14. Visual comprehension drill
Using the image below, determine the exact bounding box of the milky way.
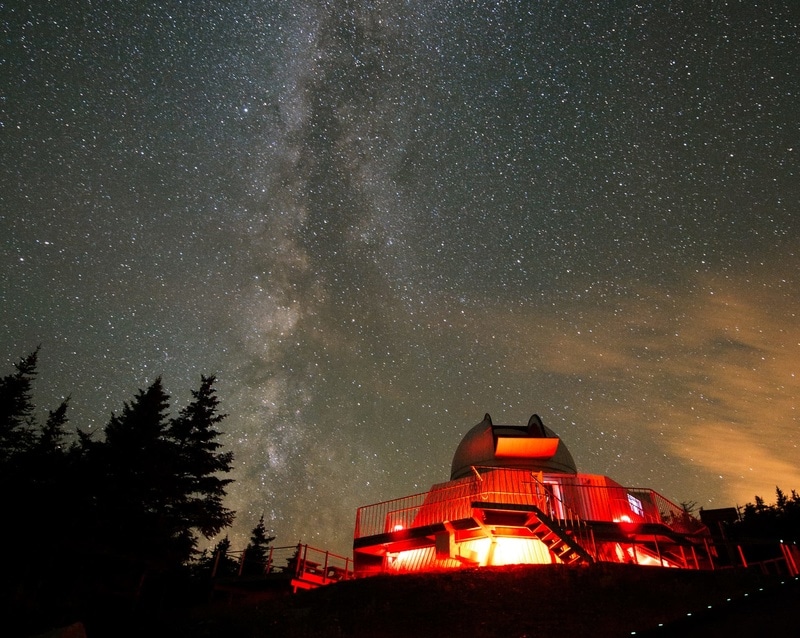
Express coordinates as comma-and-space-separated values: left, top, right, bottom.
3, 2, 799, 555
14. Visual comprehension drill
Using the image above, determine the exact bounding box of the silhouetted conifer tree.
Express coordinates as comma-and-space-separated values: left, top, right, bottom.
88, 375, 237, 588
242, 515, 275, 575
89, 376, 190, 592
0, 348, 39, 462
194, 536, 239, 578
36, 399, 70, 455
732, 486, 800, 544
167, 375, 235, 557
0, 351, 68, 532
0, 350, 78, 630
0, 352, 239, 632
24, 399, 72, 533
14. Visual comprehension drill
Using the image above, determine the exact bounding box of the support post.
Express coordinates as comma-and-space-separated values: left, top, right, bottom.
691, 545, 700, 570
781, 542, 799, 577
265, 545, 274, 575
703, 537, 715, 570
653, 535, 663, 567
737, 544, 748, 569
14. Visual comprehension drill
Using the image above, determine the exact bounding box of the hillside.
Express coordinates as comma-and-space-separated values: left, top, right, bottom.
156, 563, 798, 637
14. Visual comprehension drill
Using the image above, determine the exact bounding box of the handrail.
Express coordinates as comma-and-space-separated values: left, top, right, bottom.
526, 471, 596, 560
213, 542, 354, 583
354, 467, 706, 541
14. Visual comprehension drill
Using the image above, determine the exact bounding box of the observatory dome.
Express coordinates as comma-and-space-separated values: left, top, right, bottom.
450, 413, 578, 480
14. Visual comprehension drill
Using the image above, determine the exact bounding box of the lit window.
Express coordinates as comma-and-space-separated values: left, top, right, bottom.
627, 494, 644, 517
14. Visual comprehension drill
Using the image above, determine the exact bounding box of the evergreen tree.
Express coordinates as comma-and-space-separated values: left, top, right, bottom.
167, 375, 235, 558
731, 486, 800, 546
0, 350, 39, 606
194, 536, 238, 578
0, 352, 240, 630
24, 399, 72, 530
0, 351, 79, 630
0, 352, 71, 552
89, 375, 236, 573
93, 378, 181, 570
0, 348, 39, 462
242, 515, 275, 575
36, 399, 70, 455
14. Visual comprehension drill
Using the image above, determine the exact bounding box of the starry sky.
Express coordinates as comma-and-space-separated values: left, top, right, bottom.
3, 1, 799, 557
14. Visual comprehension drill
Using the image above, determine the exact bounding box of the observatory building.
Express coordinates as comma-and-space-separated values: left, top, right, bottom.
353, 414, 714, 575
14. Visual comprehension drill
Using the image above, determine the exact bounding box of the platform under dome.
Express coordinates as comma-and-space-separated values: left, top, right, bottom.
355, 412, 720, 577
450, 413, 577, 479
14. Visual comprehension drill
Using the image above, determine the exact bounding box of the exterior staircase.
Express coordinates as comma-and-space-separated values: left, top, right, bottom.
526, 505, 594, 565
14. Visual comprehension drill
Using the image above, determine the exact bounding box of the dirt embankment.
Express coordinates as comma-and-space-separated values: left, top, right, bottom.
160, 563, 798, 637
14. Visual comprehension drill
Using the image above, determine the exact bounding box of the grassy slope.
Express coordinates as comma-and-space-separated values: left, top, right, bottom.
157, 563, 797, 637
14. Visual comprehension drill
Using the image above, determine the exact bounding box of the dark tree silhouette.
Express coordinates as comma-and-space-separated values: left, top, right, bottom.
0, 348, 39, 462
732, 486, 800, 545
0, 350, 80, 631
241, 515, 276, 576
36, 399, 70, 454
0, 352, 240, 634
24, 399, 72, 529
88, 376, 238, 575
194, 536, 239, 578
168, 374, 235, 556
92, 378, 180, 569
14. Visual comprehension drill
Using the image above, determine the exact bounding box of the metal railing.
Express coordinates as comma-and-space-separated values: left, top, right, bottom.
354, 478, 477, 538
525, 471, 597, 561
289, 543, 354, 586
354, 467, 704, 541
212, 542, 353, 584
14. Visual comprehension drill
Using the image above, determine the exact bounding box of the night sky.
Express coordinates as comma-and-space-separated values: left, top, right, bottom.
3, 2, 799, 557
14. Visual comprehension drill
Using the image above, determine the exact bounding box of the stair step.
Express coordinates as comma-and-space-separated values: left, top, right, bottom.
526, 515, 594, 566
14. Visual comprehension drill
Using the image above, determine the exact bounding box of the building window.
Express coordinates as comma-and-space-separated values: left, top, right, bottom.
627, 493, 644, 517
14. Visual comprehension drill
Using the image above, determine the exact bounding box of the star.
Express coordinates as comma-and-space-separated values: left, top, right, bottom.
2, 1, 798, 557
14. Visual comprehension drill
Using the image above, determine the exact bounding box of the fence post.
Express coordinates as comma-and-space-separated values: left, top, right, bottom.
737, 545, 748, 568
780, 542, 798, 576
703, 537, 715, 570
265, 545, 274, 575
301, 543, 309, 578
